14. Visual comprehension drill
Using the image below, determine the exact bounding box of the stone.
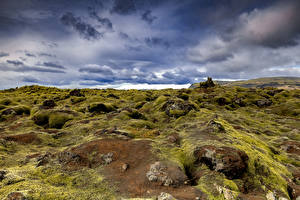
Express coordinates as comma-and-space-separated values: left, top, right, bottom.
266, 191, 276, 200
58, 151, 81, 165
157, 192, 176, 200
6, 192, 27, 200
42, 100, 56, 109
161, 100, 196, 118
215, 184, 235, 200
69, 89, 84, 97
288, 182, 300, 200
194, 145, 248, 179
121, 163, 129, 172
207, 120, 225, 132
146, 161, 187, 187
101, 152, 113, 165
0, 170, 6, 181
255, 99, 272, 107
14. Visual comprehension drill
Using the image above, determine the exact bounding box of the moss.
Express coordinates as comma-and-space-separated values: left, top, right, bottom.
48, 113, 72, 129
128, 119, 154, 129
13, 105, 31, 115
0, 105, 6, 110
0, 98, 12, 105
32, 111, 49, 126
87, 103, 116, 113
70, 97, 86, 104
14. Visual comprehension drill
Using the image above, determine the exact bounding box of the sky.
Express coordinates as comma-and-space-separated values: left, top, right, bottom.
0, 0, 300, 89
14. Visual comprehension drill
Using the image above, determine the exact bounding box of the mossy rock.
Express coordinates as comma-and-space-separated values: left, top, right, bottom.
87, 103, 116, 113
0, 99, 12, 106
32, 111, 50, 126
32, 111, 73, 128
48, 113, 72, 129
1, 106, 30, 116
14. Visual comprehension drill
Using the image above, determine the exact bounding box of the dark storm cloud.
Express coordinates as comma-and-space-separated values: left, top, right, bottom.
0, 0, 299, 89
0, 52, 9, 57
88, 7, 113, 30
60, 12, 102, 40
7, 60, 23, 66
111, 0, 136, 15
141, 10, 157, 24
42, 62, 65, 69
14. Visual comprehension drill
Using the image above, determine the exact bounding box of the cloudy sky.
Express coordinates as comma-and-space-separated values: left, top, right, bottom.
0, 0, 300, 89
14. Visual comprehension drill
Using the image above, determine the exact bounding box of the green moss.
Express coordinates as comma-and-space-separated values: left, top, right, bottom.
13, 105, 31, 115
128, 119, 154, 129
0, 98, 12, 105
87, 103, 116, 113
48, 113, 72, 129
32, 111, 49, 126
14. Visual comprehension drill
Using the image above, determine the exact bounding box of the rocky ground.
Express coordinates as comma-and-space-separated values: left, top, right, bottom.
0, 80, 299, 200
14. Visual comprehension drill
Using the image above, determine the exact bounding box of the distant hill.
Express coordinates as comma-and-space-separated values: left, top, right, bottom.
190, 77, 300, 89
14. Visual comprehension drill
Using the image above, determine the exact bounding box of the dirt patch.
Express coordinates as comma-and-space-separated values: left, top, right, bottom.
59, 138, 205, 199
281, 141, 300, 155
1, 132, 41, 144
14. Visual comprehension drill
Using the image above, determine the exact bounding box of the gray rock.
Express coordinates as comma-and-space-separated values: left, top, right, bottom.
101, 152, 113, 165
157, 192, 176, 200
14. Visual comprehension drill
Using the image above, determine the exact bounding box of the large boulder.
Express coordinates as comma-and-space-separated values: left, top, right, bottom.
194, 145, 249, 179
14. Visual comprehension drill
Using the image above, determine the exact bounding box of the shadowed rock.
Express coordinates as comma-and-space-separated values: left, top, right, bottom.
194, 145, 249, 179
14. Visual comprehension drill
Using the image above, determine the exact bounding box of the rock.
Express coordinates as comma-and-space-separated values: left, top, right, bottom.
146, 161, 187, 187
266, 191, 276, 200
215, 184, 235, 200
157, 192, 176, 200
58, 151, 81, 165
101, 152, 113, 165
255, 99, 272, 107
288, 183, 300, 200
199, 77, 215, 88
6, 192, 27, 200
207, 120, 225, 132
42, 100, 56, 109
0, 170, 6, 181
1, 108, 16, 115
107, 93, 119, 99
161, 100, 196, 118
95, 127, 132, 138
36, 152, 52, 167
280, 141, 300, 154
69, 89, 84, 97
167, 133, 180, 145
121, 163, 129, 172
194, 145, 248, 179
234, 98, 246, 107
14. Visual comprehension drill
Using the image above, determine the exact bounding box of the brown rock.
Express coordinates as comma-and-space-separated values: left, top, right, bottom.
288, 183, 300, 200
6, 192, 27, 200
194, 145, 248, 179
